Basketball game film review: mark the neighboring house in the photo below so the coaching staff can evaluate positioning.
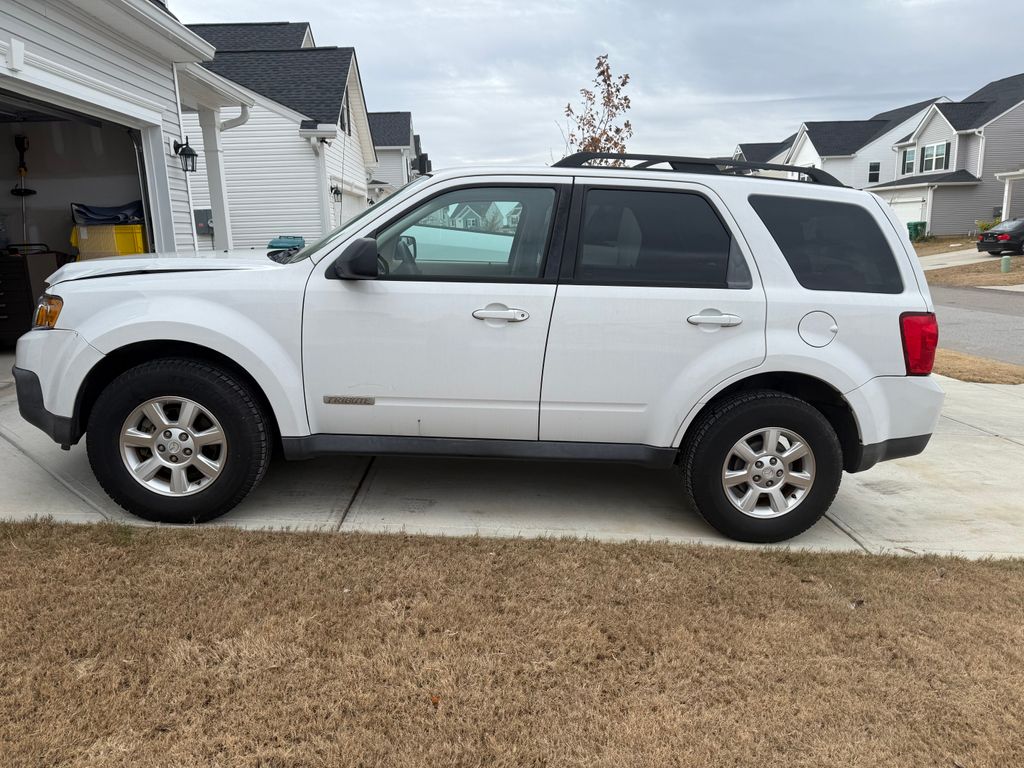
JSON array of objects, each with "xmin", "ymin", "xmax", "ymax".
[
  {"xmin": 367, "ymin": 111, "xmax": 432, "ymax": 202},
  {"xmin": 730, "ymin": 135, "xmax": 795, "ymax": 178},
  {"xmin": 869, "ymin": 73, "xmax": 1024, "ymax": 234},
  {"xmin": 783, "ymin": 98, "xmax": 943, "ymax": 189},
  {"xmin": 0, "ymin": 0, "xmax": 250, "ymax": 258},
  {"xmin": 449, "ymin": 201, "xmax": 520, "ymax": 232},
  {"xmin": 183, "ymin": 22, "xmax": 377, "ymax": 250}
]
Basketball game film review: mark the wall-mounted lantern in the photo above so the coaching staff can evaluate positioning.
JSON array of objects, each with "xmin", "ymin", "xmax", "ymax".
[
  {"xmin": 172, "ymin": 137, "xmax": 198, "ymax": 173},
  {"xmin": 330, "ymin": 185, "xmax": 344, "ymax": 202}
]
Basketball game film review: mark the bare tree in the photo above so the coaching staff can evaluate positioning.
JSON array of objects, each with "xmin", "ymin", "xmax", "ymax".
[{"xmin": 563, "ymin": 54, "xmax": 633, "ymax": 163}]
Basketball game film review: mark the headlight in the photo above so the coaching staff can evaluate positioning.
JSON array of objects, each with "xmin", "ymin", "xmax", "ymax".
[{"xmin": 33, "ymin": 294, "xmax": 63, "ymax": 329}]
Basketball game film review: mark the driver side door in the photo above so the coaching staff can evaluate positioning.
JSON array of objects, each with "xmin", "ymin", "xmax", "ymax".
[{"xmin": 302, "ymin": 178, "xmax": 571, "ymax": 440}]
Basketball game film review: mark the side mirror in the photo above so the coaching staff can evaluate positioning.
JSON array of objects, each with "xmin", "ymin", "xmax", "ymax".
[
  {"xmin": 398, "ymin": 234, "xmax": 417, "ymax": 261},
  {"xmin": 329, "ymin": 237, "xmax": 379, "ymax": 280}
]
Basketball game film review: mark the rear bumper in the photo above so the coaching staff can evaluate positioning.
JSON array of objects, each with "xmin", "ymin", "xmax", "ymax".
[
  {"xmin": 977, "ymin": 243, "xmax": 1017, "ymax": 252},
  {"xmin": 13, "ymin": 366, "xmax": 77, "ymax": 446},
  {"xmin": 846, "ymin": 433, "xmax": 931, "ymax": 473}
]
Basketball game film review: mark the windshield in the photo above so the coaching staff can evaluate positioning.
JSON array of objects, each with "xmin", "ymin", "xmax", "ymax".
[{"xmin": 279, "ymin": 175, "xmax": 433, "ymax": 264}]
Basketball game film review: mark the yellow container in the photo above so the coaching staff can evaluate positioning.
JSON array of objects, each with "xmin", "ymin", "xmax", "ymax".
[{"xmin": 71, "ymin": 224, "xmax": 145, "ymax": 260}]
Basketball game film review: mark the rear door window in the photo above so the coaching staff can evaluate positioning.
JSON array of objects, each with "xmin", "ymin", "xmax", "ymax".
[
  {"xmin": 575, "ymin": 188, "xmax": 751, "ymax": 288},
  {"xmin": 749, "ymin": 195, "xmax": 903, "ymax": 294}
]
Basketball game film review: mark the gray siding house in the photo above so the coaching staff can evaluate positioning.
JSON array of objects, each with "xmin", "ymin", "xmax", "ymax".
[{"xmin": 869, "ymin": 73, "xmax": 1024, "ymax": 235}]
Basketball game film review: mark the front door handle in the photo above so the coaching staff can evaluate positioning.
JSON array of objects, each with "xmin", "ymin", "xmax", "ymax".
[
  {"xmin": 473, "ymin": 307, "xmax": 529, "ymax": 322},
  {"xmin": 687, "ymin": 312, "xmax": 743, "ymax": 327}
]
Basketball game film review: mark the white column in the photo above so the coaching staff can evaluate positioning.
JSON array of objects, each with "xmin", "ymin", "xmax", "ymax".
[
  {"xmin": 1002, "ymin": 177, "xmax": 1015, "ymax": 221},
  {"xmin": 139, "ymin": 125, "xmax": 176, "ymax": 252},
  {"xmin": 197, "ymin": 106, "xmax": 233, "ymax": 250}
]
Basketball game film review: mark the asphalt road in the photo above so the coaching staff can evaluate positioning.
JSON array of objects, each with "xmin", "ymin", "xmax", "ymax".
[{"xmin": 930, "ymin": 285, "xmax": 1024, "ymax": 365}]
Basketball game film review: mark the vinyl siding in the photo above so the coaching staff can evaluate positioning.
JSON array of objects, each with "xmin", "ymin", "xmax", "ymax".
[
  {"xmin": 184, "ymin": 102, "xmax": 321, "ymax": 250},
  {"xmin": 824, "ymin": 110, "xmax": 933, "ymax": 189},
  {"xmin": 957, "ymin": 133, "xmax": 980, "ymax": 173},
  {"xmin": 788, "ymin": 133, "xmax": 821, "ymax": 168},
  {"xmin": 325, "ymin": 125, "xmax": 369, "ymax": 228},
  {"xmin": 1, "ymin": 0, "xmax": 195, "ymax": 251},
  {"xmin": 374, "ymin": 148, "xmax": 410, "ymax": 188},
  {"xmin": 914, "ymin": 112, "xmax": 954, "ymax": 176},
  {"xmin": 931, "ymin": 101, "xmax": 1024, "ymax": 234}
]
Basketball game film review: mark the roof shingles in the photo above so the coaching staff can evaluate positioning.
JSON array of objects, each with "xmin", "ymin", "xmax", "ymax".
[
  {"xmin": 202, "ymin": 47, "xmax": 352, "ymax": 125},
  {"xmin": 369, "ymin": 112, "xmax": 412, "ymax": 147},
  {"xmin": 188, "ymin": 22, "xmax": 311, "ymax": 52}
]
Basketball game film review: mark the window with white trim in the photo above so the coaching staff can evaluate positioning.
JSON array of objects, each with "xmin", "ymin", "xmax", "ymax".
[
  {"xmin": 868, "ymin": 162, "xmax": 880, "ymax": 183},
  {"xmin": 901, "ymin": 148, "xmax": 916, "ymax": 175},
  {"xmin": 921, "ymin": 142, "xmax": 948, "ymax": 172}
]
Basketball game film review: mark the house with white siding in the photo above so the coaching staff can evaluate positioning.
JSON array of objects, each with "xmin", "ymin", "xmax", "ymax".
[
  {"xmin": 0, "ymin": 0, "xmax": 249, "ymax": 264},
  {"xmin": 183, "ymin": 22, "xmax": 376, "ymax": 250},
  {"xmin": 781, "ymin": 98, "xmax": 942, "ymax": 190},
  {"xmin": 868, "ymin": 73, "xmax": 1024, "ymax": 235},
  {"xmin": 367, "ymin": 111, "xmax": 431, "ymax": 200}
]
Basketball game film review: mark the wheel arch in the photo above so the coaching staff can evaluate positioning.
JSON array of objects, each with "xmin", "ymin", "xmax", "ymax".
[
  {"xmin": 678, "ymin": 371, "xmax": 863, "ymax": 472},
  {"xmin": 71, "ymin": 340, "xmax": 286, "ymax": 448}
]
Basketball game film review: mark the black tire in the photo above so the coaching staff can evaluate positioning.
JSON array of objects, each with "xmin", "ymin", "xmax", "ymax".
[
  {"xmin": 86, "ymin": 358, "xmax": 271, "ymax": 524},
  {"xmin": 680, "ymin": 390, "xmax": 843, "ymax": 543}
]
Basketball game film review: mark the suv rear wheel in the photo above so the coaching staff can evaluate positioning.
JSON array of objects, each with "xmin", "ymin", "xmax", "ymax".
[
  {"xmin": 86, "ymin": 358, "xmax": 271, "ymax": 524},
  {"xmin": 681, "ymin": 390, "xmax": 843, "ymax": 542}
]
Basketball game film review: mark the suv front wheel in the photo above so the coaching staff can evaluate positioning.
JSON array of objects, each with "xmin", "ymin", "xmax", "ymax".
[
  {"xmin": 86, "ymin": 358, "xmax": 271, "ymax": 524},
  {"xmin": 681, "ymin": 390, "xmax": 843, "ymax": 542}
]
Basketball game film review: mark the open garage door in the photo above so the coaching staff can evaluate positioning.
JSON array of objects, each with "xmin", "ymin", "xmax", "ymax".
[{"xmin": 0, "ymin": 88, "xmax": 151, "ymax": 342}]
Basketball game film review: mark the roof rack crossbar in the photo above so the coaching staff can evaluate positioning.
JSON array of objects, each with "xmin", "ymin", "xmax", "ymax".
[{"xmin": 552, "ymin": 152, "xmax": 845, "ymax": 187}]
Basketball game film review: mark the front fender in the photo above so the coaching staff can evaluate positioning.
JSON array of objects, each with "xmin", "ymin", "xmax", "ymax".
[{"xmin": 57, "ymin": 270, "xmax": 310, "ymax": 437}]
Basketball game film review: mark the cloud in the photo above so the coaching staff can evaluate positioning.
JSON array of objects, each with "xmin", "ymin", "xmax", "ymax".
[{"xmin": 171, "ymin": 0, "xmax": 1011, "ymax": 166}]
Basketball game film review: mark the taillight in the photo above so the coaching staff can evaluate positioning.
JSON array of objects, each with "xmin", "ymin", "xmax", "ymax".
[
  {"xmin": 997, "ymin": 233, "xmax": 1011, "ymax": 241},
  {"xmin": 900, "ymin": 312, "xmax": 938, "ymax": 376},
  {"xmin": 978, "ymin": 235, "xmax": 984, "ymax": 241}
]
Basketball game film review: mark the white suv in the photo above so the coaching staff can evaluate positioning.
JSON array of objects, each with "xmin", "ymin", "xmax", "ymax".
[{"xmin": 13, "ymin": 153, "xmax": 943, "ymax": 542}]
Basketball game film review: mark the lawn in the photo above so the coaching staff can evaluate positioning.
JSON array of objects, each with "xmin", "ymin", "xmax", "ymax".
[
  {"xmin": 912, "ymin": 235, "xmax": 977, "ymax": 258},
  {"xmin": 933, "ymin": 348, "xmax": 1024, "ymax": 385},
  {"xmin": 2, "ymin": 521, "xmax": 1023, "ymax": 767},
  {"xmin": 926, "ymin": 255, "xmax": 1024, "ymax": 287}
]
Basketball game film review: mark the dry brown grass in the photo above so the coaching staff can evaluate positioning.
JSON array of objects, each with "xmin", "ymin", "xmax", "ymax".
[
  {"xmin": 926, "ymin": 255, "xmax": 1024, "ymax": 287},
  {"xmin": 933, "ymin": 348, "xmax": 1024, "ymax": 384},
  {"xmin": 2, "ymin": 521, "xmax": 1024, "ymax": 768},
  {"xmin": 912, "ymin": 236, "xmax": 976, "ymax": 258}
]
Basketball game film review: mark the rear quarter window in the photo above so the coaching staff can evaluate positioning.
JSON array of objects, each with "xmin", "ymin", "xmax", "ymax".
[{"xmin": 748, "ymin": 194, "xmax": 903, "ymax": 294}]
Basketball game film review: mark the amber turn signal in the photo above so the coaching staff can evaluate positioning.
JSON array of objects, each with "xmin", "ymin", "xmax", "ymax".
[{"xmin": 33, "ymin": 294, "xmax": 63, "ymax": 329}]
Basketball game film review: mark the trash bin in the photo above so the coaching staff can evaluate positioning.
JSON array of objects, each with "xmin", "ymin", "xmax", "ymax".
[
  {"xmin": 907, "ymin": 221, "xmax": 926, "ymax": 241},
  {"xmin": 267, "ymin": 235, "xmax": 305, "ymax": 250}
]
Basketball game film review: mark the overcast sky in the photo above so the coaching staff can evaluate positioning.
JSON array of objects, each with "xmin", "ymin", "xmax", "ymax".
[{"xmin": 172, "ymin": 0, "xmax": 1010, "ymax": 168}]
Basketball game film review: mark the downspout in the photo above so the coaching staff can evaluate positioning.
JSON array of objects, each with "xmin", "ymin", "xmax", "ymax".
[{"xmin": 220, "ymin": 104, "xmax": 250, "ymax": 132}]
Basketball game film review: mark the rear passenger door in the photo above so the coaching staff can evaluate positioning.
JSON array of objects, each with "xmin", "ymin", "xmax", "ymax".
[{"xmin": 540, "ymin": 180, "xmax": 766, "ymax": 447}]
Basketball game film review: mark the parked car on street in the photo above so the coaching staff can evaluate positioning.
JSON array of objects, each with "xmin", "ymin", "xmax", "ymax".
[
  {"xmin": 977, "ymin": 218, "xmax": 1024, "ymax": 255},
  {"xmin": 13, "ymin": 153, "xmax": 943, "ymax": 542}
]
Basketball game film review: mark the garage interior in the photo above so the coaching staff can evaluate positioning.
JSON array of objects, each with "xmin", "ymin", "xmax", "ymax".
[{"xmin": 0, "ymin": 88, "xmax": 151, "ymax": 343}]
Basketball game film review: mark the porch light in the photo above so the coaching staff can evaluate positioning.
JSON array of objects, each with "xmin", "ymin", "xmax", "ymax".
[
  {"xmin": 172, "ymin": 137, "xmax": 198, "ymax": 173},
  {"xmin": 330, "ymin": 185, "xmax": 343, "ymax": 202}
]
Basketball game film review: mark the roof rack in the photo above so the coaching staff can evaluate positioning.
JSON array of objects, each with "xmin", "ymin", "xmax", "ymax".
[{"xmin": 552, "ymin": 152, "xmax": 845, "ymax": 187}]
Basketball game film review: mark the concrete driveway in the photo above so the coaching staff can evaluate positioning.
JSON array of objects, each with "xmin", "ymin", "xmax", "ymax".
[{"xmin": 1, "ymin": 349, "xmax": 1022, "ymax": 557}]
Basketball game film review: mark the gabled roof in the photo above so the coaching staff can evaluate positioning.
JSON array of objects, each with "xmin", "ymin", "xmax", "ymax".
[
  {"xmin": 915, "ymin": 74, "xmax": 1024, "ymax": 131},
  {"xmin": 870, "ymin": 97, "xmax": 942, "ymax": 124},
  {"xmin": 867, "ymin": 169, "xmax": 980, "ymax": 190},
  {"xmin": 737, "ymin": 134, "xmax": 794, "ymax": 163},
  {"xmin": 935, "ymin": 101, "xmax": 993, "ymax": 130},
  {"xmin": 803, "ymin": 120, "xmax": 888, "ymax": 156},
  {"xmin": 202, "ymin": 47, "xmax": 353, "ymax": 124},
  {"xmin": 146, "ymin": 0, "xmax": 177, "ymax": 19},
  {"xmin": 188, "ymin": 22, "xmax": 312, "ymax": 51},
  {"xmin": 369, "ymin": 112, "xmax": 413, "ymax": 147},
  {"xmin": 802, "ymin": 98, "xmax": 941, "ymax": 156}
]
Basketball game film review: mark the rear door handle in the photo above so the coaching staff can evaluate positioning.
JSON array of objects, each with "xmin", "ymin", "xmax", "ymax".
[
  {"xmin": 473, "ymin": 307, "xmax": 529, "ymax": 322},
  {"xmin": 687, "ymin": 312, "xmax": 742, "ymax": 327}
]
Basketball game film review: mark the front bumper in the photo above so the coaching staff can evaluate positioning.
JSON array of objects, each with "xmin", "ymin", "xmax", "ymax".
[{"xmin": 13, "ymin": 366, "xmax": 78, "ymax": 447}]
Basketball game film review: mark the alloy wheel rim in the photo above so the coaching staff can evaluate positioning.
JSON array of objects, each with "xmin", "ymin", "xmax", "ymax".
[
  {"xmin": 721, "ymin": 427, "xmax": 815, "ymax": 519},
  {"xmin": 119, "ymin": 396, "xmax": 227, "ymax": 497}
]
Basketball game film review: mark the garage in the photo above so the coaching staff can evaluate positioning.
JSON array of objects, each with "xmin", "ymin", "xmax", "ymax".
[{"xmin": 884, "ymin": 193, "xmax": 927, "ymax": 227}]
